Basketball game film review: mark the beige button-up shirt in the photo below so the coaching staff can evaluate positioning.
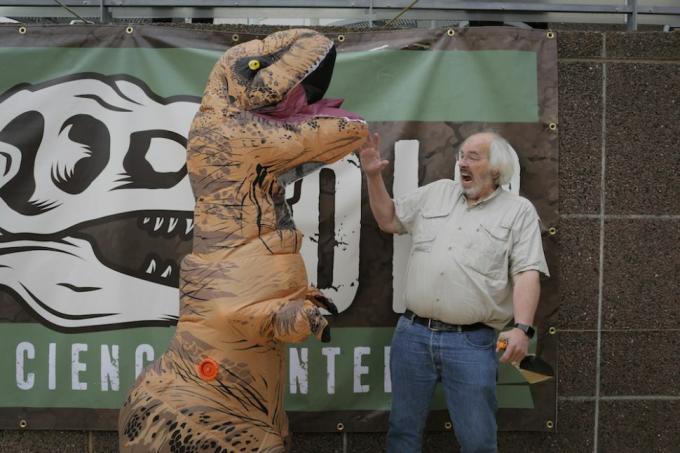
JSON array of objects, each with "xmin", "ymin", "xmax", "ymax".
[{"xmin": 394, "ymin": 179, "xmax": 549, "ymax": 331}]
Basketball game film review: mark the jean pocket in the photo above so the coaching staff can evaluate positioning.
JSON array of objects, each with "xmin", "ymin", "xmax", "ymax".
[
  {"xmin": 394, "ymin": 315, "xmax": 409, "ymax": 333},
  {"xmin": 462, "ymin": 328, "xmax": 496, "ymax": 349}
]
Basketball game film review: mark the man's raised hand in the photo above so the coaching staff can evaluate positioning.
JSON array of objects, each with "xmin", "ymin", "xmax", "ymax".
[{"xmin": 358, "ymin": 132, "xmax": 389, "ymax": 177}]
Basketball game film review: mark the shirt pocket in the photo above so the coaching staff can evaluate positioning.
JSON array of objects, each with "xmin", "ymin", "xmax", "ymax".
[
  {"xmin": 412, "ymin": 209, "xmax": 449, "ymax": 253},
  {"xmin": 412, "ymin": 231, "xmax": 436, "ymax": 252},
  {"xmin": 465, "ymin": 224, "xmax": 511, "ymax": 277}
]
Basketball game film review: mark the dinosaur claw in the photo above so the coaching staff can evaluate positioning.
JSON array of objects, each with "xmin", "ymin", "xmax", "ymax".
[
  {"xmin": 307, "ymin": 288, "xmax": 338, "ymax": 315},
  {"xmin": 326, "ymin": 301, "xmax": 338, "ymax": 316}
]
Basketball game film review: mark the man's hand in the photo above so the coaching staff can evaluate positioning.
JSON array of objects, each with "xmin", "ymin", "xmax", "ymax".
[
  {"xmin": 358, "ymin": 132, "xmax": 388, "ymax": 177},
  {"xmin": 496, "ymin": 328, "xmax": 530, "ymax": 364}
]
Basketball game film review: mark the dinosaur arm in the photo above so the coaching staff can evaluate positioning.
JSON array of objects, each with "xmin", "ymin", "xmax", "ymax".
[{"xmin": 229, "ymin": 287, "xmax": 333, "ymax": 344}]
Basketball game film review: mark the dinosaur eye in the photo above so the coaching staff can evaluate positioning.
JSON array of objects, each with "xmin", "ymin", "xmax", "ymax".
[{"xmin": 248, "ymin": 60, "xmax": 261, "ymax": 71}]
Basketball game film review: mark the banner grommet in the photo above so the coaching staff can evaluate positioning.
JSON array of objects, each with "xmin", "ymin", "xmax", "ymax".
[
  {"xmin": 232, "ymin": 34, "xmax": 240, "ymax": 42},
  {"xmin": 125, "ymin": 26, "xmax": 134, "ymax": 34},
  {"xmin": 18, "ymin": 419, "xmax": 28, "ymax": 429},
  {"xmin": 546, "ymin": 420, "xmax": 554, "ymax": 429},
  {"xmin": 337, "ymin": 35, "xmax": 346, "ymax": 43},
  {"xmin": 18, "ymin": 26, "xmax": 27, "ymax": 35},
  {"xmin": 546, "ymin": 31, "xmax": 555, "ymax": 39},
  {"xmin": 447, "ymin": 29, "xmax": 455, "ymax": 37},
  {"xmin": 548, "ymin": 326, "xmax": 557, "ymax": 335},
  {"xmin": 444, "ymin": 421, "xmax": 453, "ymax": 430},
  {"xmin": 336, "ymin": 422, "xmax": 344, "ymax": 431},
  {"xmin": 548, "ymin": 122, "xmax": 557, "ymax": 131},
  {"xmin": 548, "ymin": 227, "xmax": 557, "ymax": 236}
]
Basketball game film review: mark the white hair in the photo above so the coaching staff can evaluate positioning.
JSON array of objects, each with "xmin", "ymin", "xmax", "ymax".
[{"xmin": 487, "ymin": 133, "xmax": 516, "ymax": 186}]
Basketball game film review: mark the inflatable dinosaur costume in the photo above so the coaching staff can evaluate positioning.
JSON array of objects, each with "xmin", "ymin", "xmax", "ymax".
[{"xmin": 118, "ymin": 29, "xmax": 368, "ymax": 452}]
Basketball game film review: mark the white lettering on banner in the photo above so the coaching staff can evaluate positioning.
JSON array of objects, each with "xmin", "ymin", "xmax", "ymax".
[
  {"xmin": 16, "ymin": 341, "xmax": 35, "ymax": 390},
  {"xmin": 384, "ymin": 346, "xmax": 392, "ymax": 393},
  {"xmin": 289, "ymin": 347, "xmax": 309, "ymax": 395},
  {"xmin": 353, "ymin": 346, "xmax": 371, "ymax": 393},
  {"xmin": 71, "ymin": 343, "xmax": 88, "ymax": 391},
  {"xmin": 321, "ymin": 347, "xmax": 341, "ymax": 394},
  {"xmin": 288, "ymin": 156, "xmax": 362, "ymax": 313},
  {"xmin": 135, "ymin": 344, "xmax": 155, "ymax": 379},
  {"xmin": 48, "ymin": 342, "xmax": 56, "ymax": 390},
  {"xmin": 392, "ymin": 140, "xmax": 420, "ymax": 313},
  {"xmin": 101, "ymin": 344, "xmax": 120, "ymax": 391},
  {"xmin": 11, "ymin": 341, "xmax": 399, "ymax": 395}
]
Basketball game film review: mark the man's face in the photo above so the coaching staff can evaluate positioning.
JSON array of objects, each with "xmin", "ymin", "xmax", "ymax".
[{"xmin": 458, "ymin": 133, "xmax": 497, "ymax": 201}]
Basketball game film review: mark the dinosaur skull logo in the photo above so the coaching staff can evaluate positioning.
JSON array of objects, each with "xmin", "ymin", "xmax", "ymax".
[{"xmin": 0, "ymin": 73, "xmax": 200, "ymax": 329}]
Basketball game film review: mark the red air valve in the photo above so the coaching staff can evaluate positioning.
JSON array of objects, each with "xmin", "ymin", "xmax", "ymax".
[{"xmin": 197, "ymin": 358, "xmax": 219, "ymax": 381}]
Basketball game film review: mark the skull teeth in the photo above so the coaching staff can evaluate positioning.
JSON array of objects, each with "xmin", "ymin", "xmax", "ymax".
[
  {"xmin": 168, "ymin": 217, "xmax": 178, "ymax": 233},
  {"xmin": 138, "ymin": 214, "xmax": 193, "ymax": 238},
  {"xmin": 161, "ymin": 265, "xmax": 172, "ymax": 278},
  {"xmin": 145, "ymin": 258, "xmax": 156, "ymax": 274},
  {"xmin": 143, "ymin": 257, "xmax": 175, "ymax": 279}
]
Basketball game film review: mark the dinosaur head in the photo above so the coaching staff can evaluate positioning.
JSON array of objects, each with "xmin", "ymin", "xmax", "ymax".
[
  {"xmin": 0, "ymin": 74, "xmax": 200, "ymax": 329},
  {"xmin": 192, "ymin": 29, "xmax": 368, "ymax": 196},
  {"xmin": 222, "ymin": 28, "xmax": 337, "ymax": 112}
]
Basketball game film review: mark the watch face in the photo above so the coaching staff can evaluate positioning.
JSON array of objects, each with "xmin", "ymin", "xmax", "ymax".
[{"xmin": 516, "ymin": 323, "xmax": 535, "ymax": 338}]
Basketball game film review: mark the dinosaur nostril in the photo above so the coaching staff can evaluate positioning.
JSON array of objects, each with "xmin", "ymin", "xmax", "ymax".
[{"xmin": 0, "ymin": 111, "xmax": 49, "ymax": 215}]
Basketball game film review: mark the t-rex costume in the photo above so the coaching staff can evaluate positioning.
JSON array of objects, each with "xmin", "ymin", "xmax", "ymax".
[{"xmin": 118, "ymin": 29, "xmax": 368, "ymax": 452}]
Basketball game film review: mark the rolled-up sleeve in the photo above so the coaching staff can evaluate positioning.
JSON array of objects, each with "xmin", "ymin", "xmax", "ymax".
[
  {"xmin": 510, "ymin": 201, "xmax": 550, "ymax": 277},
  {"xmin": 393, "ymin": 184, "xmax": 432, "ymax": 234}
]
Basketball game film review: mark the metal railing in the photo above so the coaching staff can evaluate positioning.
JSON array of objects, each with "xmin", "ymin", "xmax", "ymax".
[{"xmin": 1, "ymin": 1, "xmax": 679, "ymax": 30}]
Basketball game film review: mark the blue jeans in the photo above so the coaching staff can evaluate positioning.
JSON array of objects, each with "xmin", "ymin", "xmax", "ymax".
[{"xmin": 387, "ymin": 316, "xmax": 498, "ymax": 453}]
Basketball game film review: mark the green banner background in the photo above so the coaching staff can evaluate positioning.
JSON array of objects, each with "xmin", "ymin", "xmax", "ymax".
[
  {"xmin": 0, "ymin": 49, "xmax": 536, "ymax": 122},
  {"xmin": 0, "ymin": 25, "xmax": 558, "ymax": 432},
  {"xmin": 1, "ymin": 324, "xmax": 533, "ymax": 410}
]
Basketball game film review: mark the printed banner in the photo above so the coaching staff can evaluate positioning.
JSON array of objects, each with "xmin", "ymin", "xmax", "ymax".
[{"xmin": 0, "ymin": 24, "xmax": 558, "ymax": 432}]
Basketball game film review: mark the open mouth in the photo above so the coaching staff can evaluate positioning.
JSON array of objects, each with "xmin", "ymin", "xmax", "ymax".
[
  {"xmin": 0, "ymin": 211, "xmax": 194, "ymax": 289},
  {"xmin": 461, "ymin": 173, "xmax": 473, "ymax": 183},
  {"xmin": 254, "ymin": 46, "xmax": 364, "ymax": 123},
  {"xmin": 84, "ymin": 211, "xmax": 194, "ymax": 288}
]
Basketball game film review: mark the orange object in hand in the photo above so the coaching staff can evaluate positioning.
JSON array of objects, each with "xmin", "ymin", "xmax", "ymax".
[
  {"xmin": 197, "ymin": 358, "xmax": 219, "ymax": 381},
  {"xmin": 497, "ymin": 338, "xmax": 508, "ymax": 351}
]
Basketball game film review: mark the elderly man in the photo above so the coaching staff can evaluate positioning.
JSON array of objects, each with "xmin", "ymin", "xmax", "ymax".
[{"xmin": 359, "ymin": 131, "xmax": 549, "ymax": 453}]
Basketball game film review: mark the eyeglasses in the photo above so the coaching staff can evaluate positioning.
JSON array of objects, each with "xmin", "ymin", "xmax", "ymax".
[{"xmin": 457, "ymin": 151, "xmax": 485, "ymax": 163}]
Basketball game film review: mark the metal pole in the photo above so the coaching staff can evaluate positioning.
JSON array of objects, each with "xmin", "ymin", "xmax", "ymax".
[
  {"xmin": 627, "ymin": 0, "xmax": 638, "ymax": 31},
  {"xmin": 99, "ymin": 0, "xmax": 112, "ymax": 23}
]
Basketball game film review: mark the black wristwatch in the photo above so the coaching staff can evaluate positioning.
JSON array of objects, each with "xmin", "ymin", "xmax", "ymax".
[{"xmin": 514, "ymin": 323, "xmax": 535, "ymax": 339}]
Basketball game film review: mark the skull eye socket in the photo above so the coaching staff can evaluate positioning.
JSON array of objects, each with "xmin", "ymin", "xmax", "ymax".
[
  {"xmin": 117, "ymin": 130, "xmax": 187, "ymax": 190},
  {"xmin": 53, "ymin": 114, "xmax": 110, "ymax": 194},
  {"xmin": 145, "ymin": 136, "xmax": 186, "ymax": 174}
]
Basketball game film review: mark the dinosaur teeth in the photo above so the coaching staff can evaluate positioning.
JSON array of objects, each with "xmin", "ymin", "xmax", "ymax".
[
  {"xmin": 161, "ymin": 265, "xmax": 172, "ymax": 278},
  {"xmin": 167, "ymin": 217, "xmax": 178, "ymax": 233},
  {"xmin": 138, "ymin": 214, "xmax": 193, "ymax": 239},
  {"xmin": 154, "ymin": 217, "xmax": 164, "ymax": 231},
  {"xmin": 145, "ymin": 258, "xmax": 157, "ymax": 274}
]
